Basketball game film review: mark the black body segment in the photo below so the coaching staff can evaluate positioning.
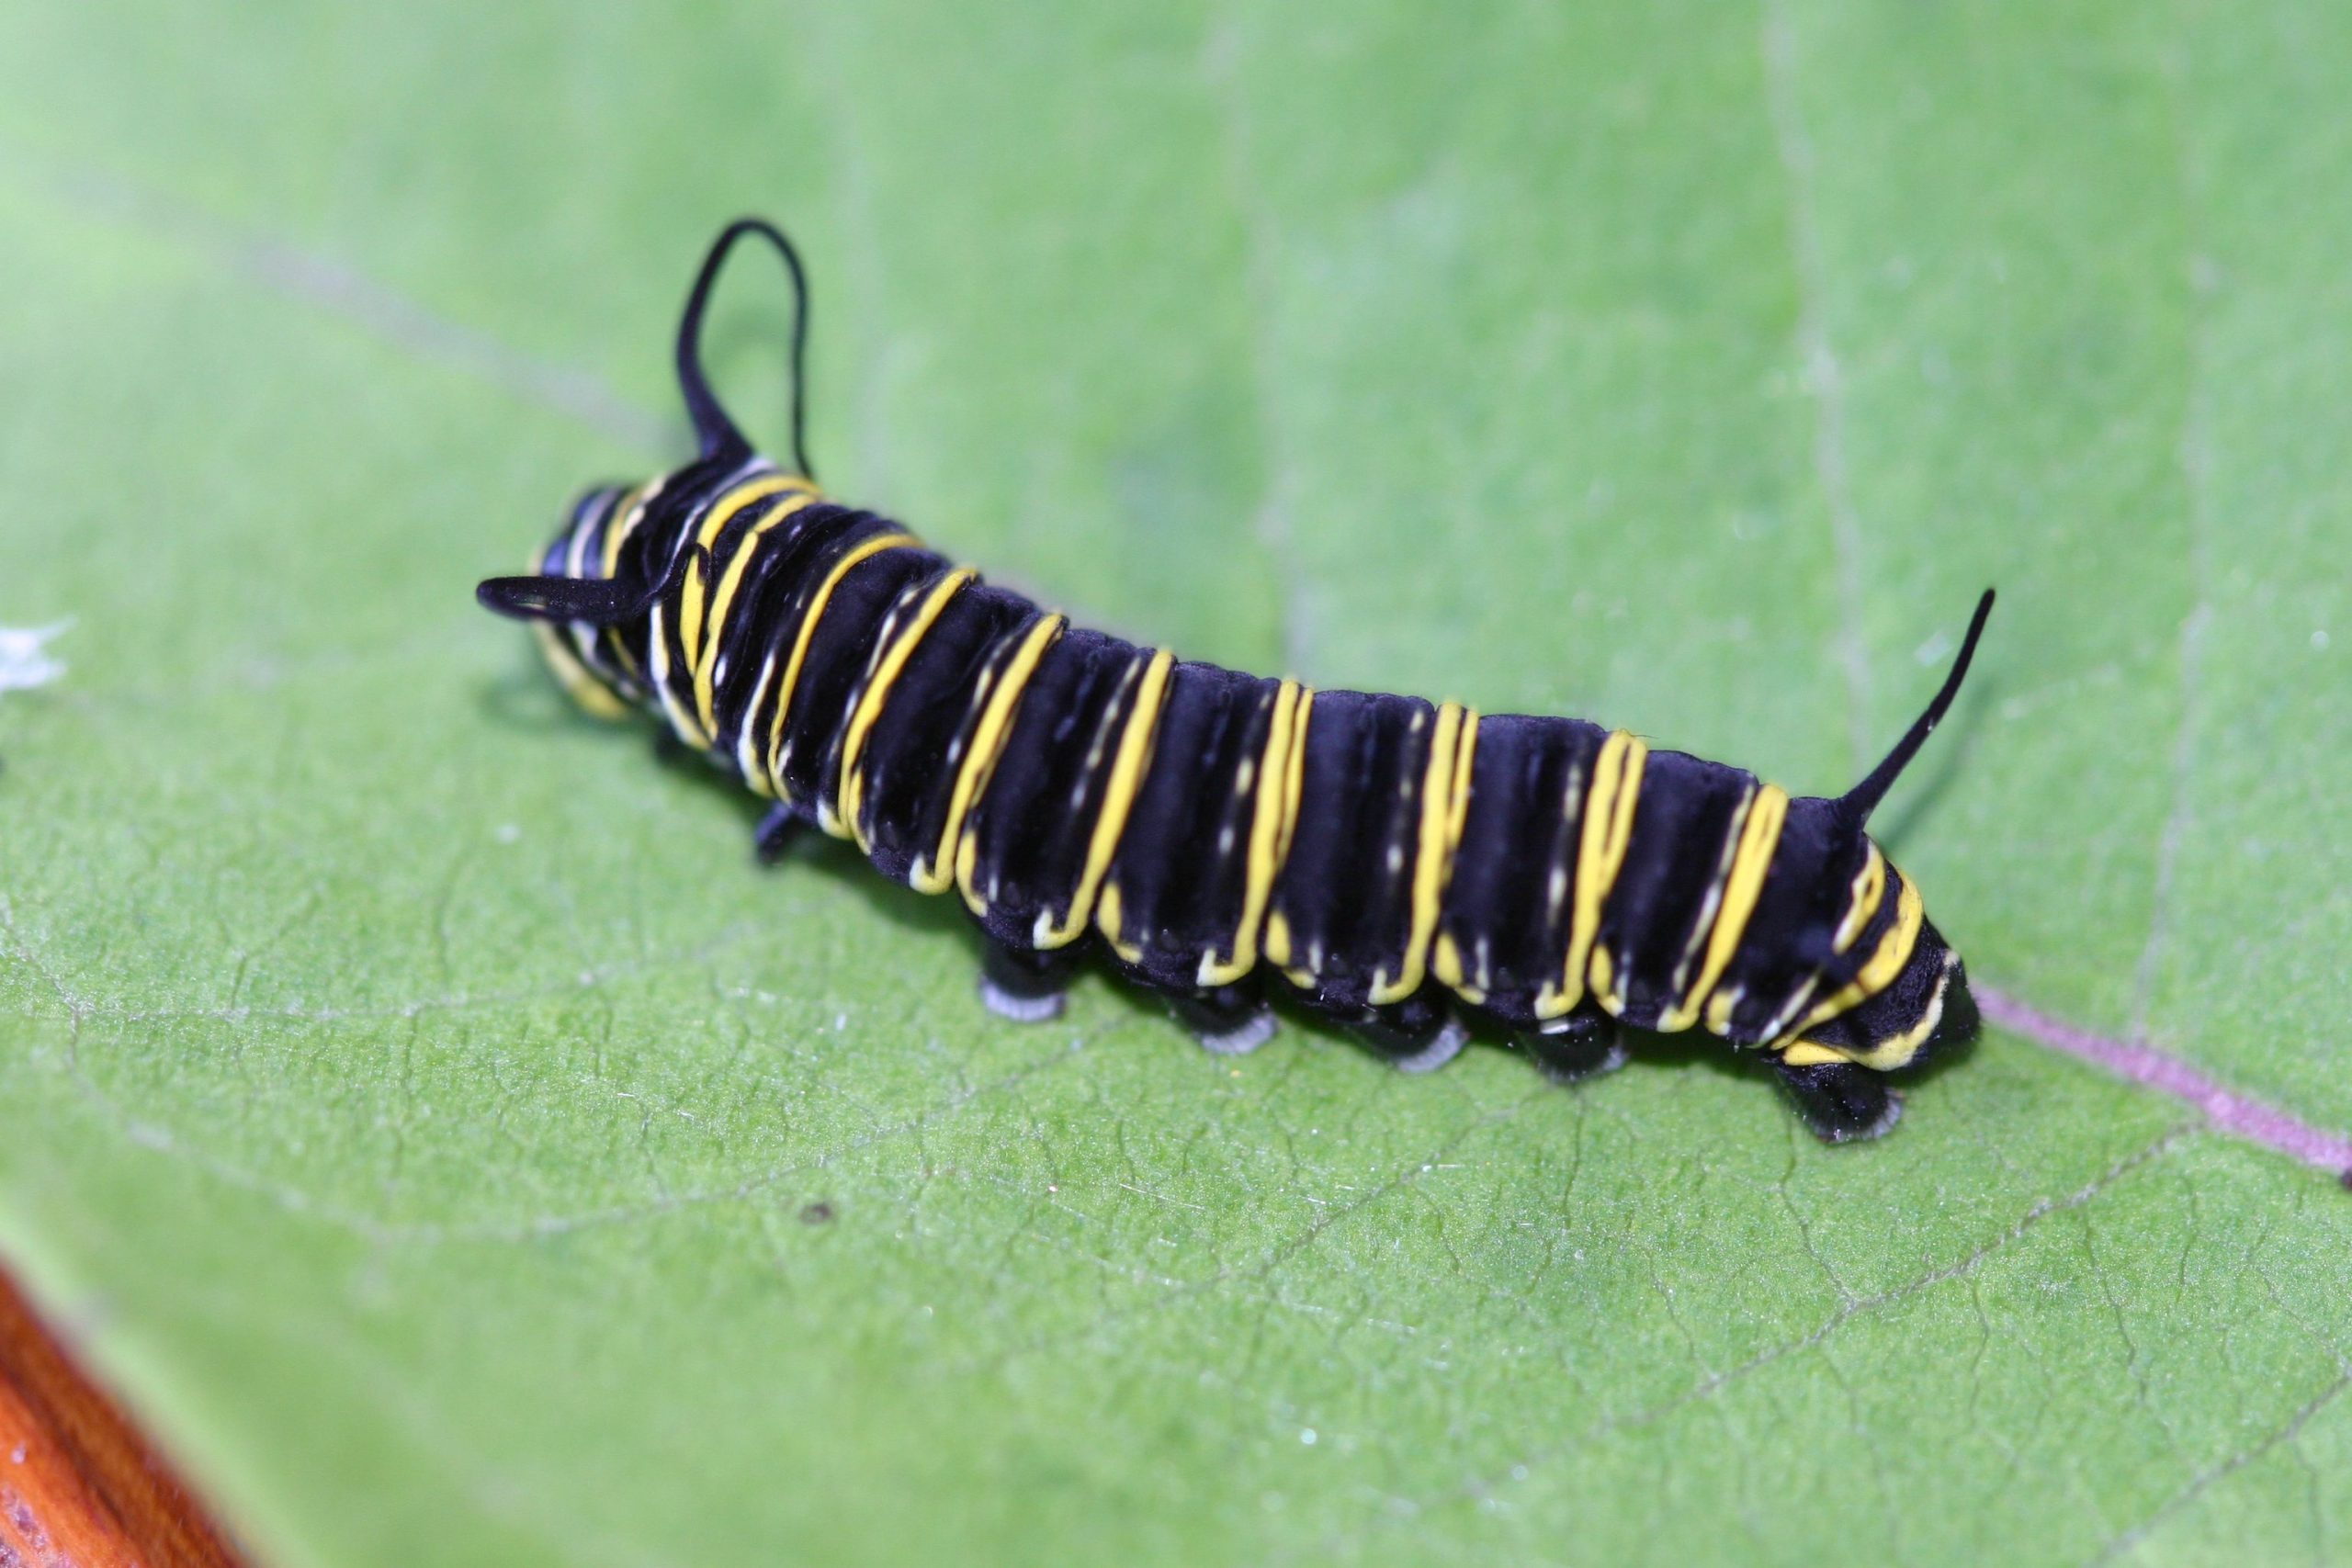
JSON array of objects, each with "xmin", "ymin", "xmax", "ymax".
[
  {"xmin": 1097, "ymin": 660, "xmax": 1289, "ymax": 991},
  {"xmin": 952, "ymin": 627, "xmax": 1169, "ymax": 952},
  {"xmin": 1261, "ymin": 689, "xmax": 1442, "ymax": 1014},
  {"xmin": 1589, "ymin": 748, "xmax": 1757, "ymax": 1032},
  {"xmin": 763, "ymin": 534, "xmax": 944, "ymax": 812},
  {"xmin": 845, "ymin": 581, "xmax": 1041, "ymax": 886},
  {"xmin": 1430, "ymin": 713, "xmax": 1606, "ymax": 1025}
]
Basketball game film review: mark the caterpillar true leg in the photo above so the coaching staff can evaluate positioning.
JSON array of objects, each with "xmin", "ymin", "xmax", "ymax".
[
  {"xmin": 1774, "ymin": 1057, "xmax": 1904, "ymax": 1143},
  {"xmin": 753, "ymin": 802, "xmax": 804, "ymax": 864},
  {"xmin": 1520, "ymin": 1011, "xmax": 1627, "ymax": 1084},
  {"xmin": 1172, "ymin": 984, "xmax": 1277, "ymax": 1056},
  {"xmin": 978, "ymin": 938, "xmax": 1074, "ymax": 1023}
]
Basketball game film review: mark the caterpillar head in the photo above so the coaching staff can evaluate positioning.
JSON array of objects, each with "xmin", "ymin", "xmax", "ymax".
[
  {"xmin": 479, "ymin": 220, "xmax": 819, "ymax": 717},
  {"xmin": 478, "ymin": 481, "xmax": 683, "ymax": 719},
  {"xmin": 1778, "ymin": 919, "xmax": 1980, "ymax": 1075},
  {"xmin": 1767, "ymin": 590, "xmax": 1996, "ymax": 1081}
]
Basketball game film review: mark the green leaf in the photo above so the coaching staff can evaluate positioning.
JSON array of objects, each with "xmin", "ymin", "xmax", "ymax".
[{"xmin": 4, "ymin": 2, "xmax": 2350, "ymax": 1563}]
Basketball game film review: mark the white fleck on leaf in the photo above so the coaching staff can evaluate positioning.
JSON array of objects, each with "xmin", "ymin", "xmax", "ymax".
[{"xmin": 0, "ymin": 620, "xmax": 70, "ymax": 694}]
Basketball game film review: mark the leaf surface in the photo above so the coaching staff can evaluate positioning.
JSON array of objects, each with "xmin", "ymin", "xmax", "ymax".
[{"xmin": 2, "ymin": 2, "xmax": 2349, "ymax": 1563}]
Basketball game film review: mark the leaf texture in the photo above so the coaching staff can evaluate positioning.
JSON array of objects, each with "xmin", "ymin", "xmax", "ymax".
[{"xmin": 1, "ymin": 2, "xmax": 2349, "ymax": 1563}]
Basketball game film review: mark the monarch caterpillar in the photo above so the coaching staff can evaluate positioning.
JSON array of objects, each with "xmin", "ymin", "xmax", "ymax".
[{"xmin": 480, "ymin": 219, "xmax": 1993, "ymax": 1143}]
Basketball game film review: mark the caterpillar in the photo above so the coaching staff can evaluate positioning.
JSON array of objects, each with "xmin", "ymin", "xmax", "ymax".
[{"xmin": 479, "ymin": 218, "xmax": 1993, "ymax": 1143}]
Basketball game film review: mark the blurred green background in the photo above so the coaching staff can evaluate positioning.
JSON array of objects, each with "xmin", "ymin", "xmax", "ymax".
[{"xmin": 4, "ymin": 2, "xmax": 2350, "ymax": 1564}]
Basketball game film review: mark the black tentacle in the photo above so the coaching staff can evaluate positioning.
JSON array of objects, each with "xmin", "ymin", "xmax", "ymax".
[
  {"xmin": 1835, "ymin": 588, "xmax": 1996, "ymax": 830},
  {"xmin": 476, "ymin": 546, "xmax": 698, "ymax": 626},
  {"xmin": 676, "ymin": 217, "xmax": 818, "ymax": 478}
]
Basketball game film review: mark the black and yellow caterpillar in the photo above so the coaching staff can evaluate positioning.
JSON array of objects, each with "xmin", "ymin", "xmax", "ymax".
[{"xmin": 480, "ymin": 219, "xmax": 1994, "ymax": 1143}]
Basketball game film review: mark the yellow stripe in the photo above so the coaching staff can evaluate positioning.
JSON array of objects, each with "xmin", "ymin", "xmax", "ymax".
[
  {"xmin": 1539, "ymin": 730, "xmax": 1647, "ymax": 1019},
  {"xmin": 1791, "ymin": 873, "xmax": 1925, "ymax": 1037},
  {"xmin": 596, "ymin": 479, "xmax": 664, "ymax": 682},
  {"xmin": 691, "ymin": 490, "xmax": 821, "ymax": 732},
  {"xmin": 1589, "ymin": 945, "xmax": 1623, "ymax": 1016},
  {"xmin": 1849, "ymin": 953, "xmax": 1953, "ymax": 1069},
  {"xmin": 616, "ymin": 481, "xmax": 700, "ymax": 742},
  {"xmin": 1428, "ymin": 715, "xmax": 1483, "ymax": 1002},
  {"xmin": 915, "ymin": 614, "xmax": 1065, "ymax": 896},
  {"xmin": 1662, "ymin": 784, "xmax": 1790, "ymax": 1034},
  {"xmin": 1264, "ymin": 910, "xmax": 1294, "ymax": 968},
  {"xmin": 530, "ymin": 621, "xmax": 631, "ymax": 719},
  {"xmin": 599, "ymin": 481, "xmax": 655, "ymax": 579},
  {"xmin": 1652, "ymin": 786, "xmax": 1755, "ymax": 1031},
  {"xmin": 1433, "ymin": 708, "xmax": 1481, "ymax": 987},
  {"xmin": 534, "ymin": 530, "xmax": 629, "ymax": 717},
  {"xmin": 1276, "ymin": 689, "xmax": 1313, "ymax": 867},
  {"xmin": 1783, "ymin": 950, "xmax": 1955, "ymax": 1072},
  {"xmin": 762, "ymin": 531, "xmax": 919, "ymax": 801},
  {"xmin": 1370, "ymin": 702, "xmax": 1470, "ymax": 1006},
  {"xmin": 648, "ymin": 595, "xmax": 710, "ymax": 749},
  {"xmin": 955, "ymin": 831, "xmax": 985, "ymax": 915},
  {"xmin": 677, "ymin": 475, "xmax": 805, "ymax": 667},
  {"xmin": 1097, "ymin": 883, "xmax": 1143, "ymax": 963},
  {"xmin": 1035, "ymin": 649, "xmax": 1174, "ymax": 949},
  {"xmin": 1760, "ymin": 976, "xmax": 1822, "ymax": 1043},
  {"xmin": 1259, "ymin": 692, "xmax": 1316, "ymax": 970},
  {"xmin": 1197, "ymin": 681, "xmax": 1302, "ymax": 987},
  {"xmin": 836, "ymin": 568, "xmax": 976, "ymax": 850},
  {"xmin": 1444, "ymin": 709, "xmax": 1477, "ymax": 856},
  {"xmin": 1576, "ymin": 733, "xmax": 1648, "ymax": 996},
  {"xmin": 1832, "ymin": 842, "xmax": 1887, "ymax": 955},
  {"xmin": 733, "ymin": 648, "xmax": 782, "ymax": 796}
]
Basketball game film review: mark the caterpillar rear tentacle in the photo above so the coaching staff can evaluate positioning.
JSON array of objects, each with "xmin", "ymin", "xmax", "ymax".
[{"xmin": 478, "ymin": 219, "xmax": 1996, "ymax": 1145}]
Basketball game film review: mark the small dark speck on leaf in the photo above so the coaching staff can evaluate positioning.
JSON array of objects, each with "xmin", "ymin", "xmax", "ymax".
[{"xmin": 797, "ymin": 1201, "xmax": 835, "ymax": 1225}]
